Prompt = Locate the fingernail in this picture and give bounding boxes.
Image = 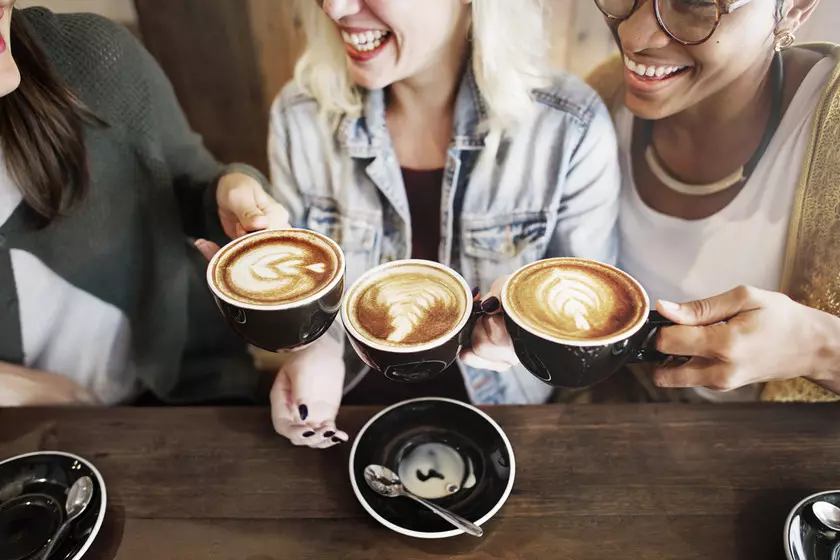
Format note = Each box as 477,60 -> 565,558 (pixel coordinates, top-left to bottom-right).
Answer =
302,431 -> 315,438
323,431 -> 335,438
298,404 -> 308,421
471,287 -> 480,298
481,297 -> 500,313
332,437 -> 343,444
194,239 -> 207,249
659,300 -> 680,313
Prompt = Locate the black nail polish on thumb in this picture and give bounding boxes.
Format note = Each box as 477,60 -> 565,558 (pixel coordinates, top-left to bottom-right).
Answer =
298,404 -> 309,421
481,297 -> 500,313
471,287 -> 480,298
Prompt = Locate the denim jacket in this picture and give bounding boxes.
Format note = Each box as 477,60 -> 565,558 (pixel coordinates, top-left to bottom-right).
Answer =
268,68 -> 620,405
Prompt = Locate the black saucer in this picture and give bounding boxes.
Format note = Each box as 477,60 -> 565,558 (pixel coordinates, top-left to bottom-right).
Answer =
785,490 -> 840,560
0,452 -> 106,560
349,398 -> 515,538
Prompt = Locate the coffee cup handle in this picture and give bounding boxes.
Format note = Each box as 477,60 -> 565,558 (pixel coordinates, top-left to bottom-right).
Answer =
629,310 -> 676,364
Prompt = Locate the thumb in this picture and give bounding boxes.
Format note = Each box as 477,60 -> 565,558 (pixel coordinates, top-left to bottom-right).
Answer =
225,184 -> 270,231
194,239 -> 221,262
479,275 -> 509,316
657,286 -> 761,327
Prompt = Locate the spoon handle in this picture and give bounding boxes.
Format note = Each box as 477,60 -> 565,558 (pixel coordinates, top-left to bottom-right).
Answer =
40,518 -> 72,560
402,492 -> 484,537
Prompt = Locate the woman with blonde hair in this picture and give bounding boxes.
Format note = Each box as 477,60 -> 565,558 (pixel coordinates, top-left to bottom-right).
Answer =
258,0 -> 622,446
586,0 -> 840,402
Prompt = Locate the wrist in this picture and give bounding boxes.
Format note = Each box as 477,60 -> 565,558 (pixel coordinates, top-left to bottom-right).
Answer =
805,308 -> 840,384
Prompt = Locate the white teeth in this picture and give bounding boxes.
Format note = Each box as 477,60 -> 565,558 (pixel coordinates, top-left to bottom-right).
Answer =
624,55 -> 688,79
343,30 -> 390,51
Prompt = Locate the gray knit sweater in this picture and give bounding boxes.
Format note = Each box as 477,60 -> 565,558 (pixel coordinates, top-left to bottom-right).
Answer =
0,8 -> 265,403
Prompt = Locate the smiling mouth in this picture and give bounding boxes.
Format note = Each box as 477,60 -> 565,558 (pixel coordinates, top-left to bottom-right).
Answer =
624,55 -> 692,81
341,29 -> 393,60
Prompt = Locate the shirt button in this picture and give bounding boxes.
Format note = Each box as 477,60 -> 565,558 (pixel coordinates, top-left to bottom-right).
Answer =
0,234 -> 6,248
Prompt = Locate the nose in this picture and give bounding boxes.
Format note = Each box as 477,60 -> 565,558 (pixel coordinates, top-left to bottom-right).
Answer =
617,0 -> 672,54
321,0 -> 364,21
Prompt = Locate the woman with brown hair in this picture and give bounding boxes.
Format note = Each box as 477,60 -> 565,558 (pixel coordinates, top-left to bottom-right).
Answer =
0,3 -> 287,406
586,0 -> 840,402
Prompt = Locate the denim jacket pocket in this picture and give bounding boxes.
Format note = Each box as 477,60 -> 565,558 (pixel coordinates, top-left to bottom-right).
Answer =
462,213 -> 549,289
305,198 -> 378,284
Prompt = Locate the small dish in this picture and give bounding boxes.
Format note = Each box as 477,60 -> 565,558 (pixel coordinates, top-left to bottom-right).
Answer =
349,397 -> 515,539
0,452 -> 106,560
785,490 -> 840,560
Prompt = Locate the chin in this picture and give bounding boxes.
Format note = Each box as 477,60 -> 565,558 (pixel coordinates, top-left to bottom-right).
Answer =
624,92 -> 680,121
348,67 -> 395,91
0,56 -> 21,97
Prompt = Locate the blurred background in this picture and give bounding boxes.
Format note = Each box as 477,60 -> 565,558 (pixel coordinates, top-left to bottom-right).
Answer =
15,0 -> 840,175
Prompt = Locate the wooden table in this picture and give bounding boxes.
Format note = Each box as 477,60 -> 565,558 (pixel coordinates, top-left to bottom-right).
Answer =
1,404 -> 838,559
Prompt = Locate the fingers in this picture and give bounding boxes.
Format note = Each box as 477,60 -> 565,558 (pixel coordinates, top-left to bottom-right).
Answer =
656,286 -> 765,327
478,276 -> 509,316
656,323 -> 732,360
460,315 -> 518,372
653,359 -> 741,392
254,187 -> 292,230
224,183 -> 271,232
194,239 -> 221,262
269,343 -> 346,449
271,374 -> 347,449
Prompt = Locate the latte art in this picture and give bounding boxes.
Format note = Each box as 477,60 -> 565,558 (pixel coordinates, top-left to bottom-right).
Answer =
346,262 -> 469,348
505,259 -> 647,343
374,280 -> 458,343
540,269 -> 607,333
212,230 -> 342,307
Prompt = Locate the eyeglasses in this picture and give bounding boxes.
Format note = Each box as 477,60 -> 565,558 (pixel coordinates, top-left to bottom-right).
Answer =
594,0 -> 754,46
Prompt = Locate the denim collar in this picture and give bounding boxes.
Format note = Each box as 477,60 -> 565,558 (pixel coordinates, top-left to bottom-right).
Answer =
338,63 -> 488,157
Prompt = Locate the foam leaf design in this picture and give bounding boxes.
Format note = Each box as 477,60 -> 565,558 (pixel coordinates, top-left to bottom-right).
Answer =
540,269 -> 602,332
236,246 -> 327,298
375,280 -> 456,343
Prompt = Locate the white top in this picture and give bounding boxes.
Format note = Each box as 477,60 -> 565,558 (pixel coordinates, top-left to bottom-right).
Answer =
0,161 -> 138,405
618,57 -> 834,304
617,57 -> 834,402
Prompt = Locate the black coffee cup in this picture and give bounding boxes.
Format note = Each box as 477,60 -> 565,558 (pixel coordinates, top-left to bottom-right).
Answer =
501,258 -> 674,388
206,229 -> 346,352
341,260 -> 479,383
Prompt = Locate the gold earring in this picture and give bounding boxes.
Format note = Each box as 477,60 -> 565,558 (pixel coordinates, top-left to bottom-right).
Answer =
774,29 -> 795,52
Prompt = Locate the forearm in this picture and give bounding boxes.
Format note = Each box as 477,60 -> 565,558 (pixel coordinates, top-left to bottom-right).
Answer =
805,310 -> 840,396
0,362 -> 98,407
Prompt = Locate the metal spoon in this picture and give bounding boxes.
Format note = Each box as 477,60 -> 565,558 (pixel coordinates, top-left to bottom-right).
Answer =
40,476 -> 94,559
364,464 -> 483,537
813,501 -> 840,532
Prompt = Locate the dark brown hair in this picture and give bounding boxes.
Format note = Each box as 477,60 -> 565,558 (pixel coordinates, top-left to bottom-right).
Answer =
0,10 -> 104,225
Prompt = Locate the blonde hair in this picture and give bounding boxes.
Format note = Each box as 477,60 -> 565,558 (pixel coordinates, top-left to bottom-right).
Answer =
293,0 -> 550,136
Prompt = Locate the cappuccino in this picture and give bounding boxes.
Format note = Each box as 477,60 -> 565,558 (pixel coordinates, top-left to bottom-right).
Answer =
504,258 -> 647,344
344,261 -> 470,349
211,229 -> 342,307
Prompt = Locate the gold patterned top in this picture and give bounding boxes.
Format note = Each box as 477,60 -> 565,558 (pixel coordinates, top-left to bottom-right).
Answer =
586,44 -> 840,403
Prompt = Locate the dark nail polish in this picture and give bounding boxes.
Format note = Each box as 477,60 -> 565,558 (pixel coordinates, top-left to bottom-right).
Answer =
323,431 -> 335,438
302,431 -> 315,438
481,297 -> 500,313
298,404 -> 308,421
332,437 -> 343,444
471,287 -> 480,298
